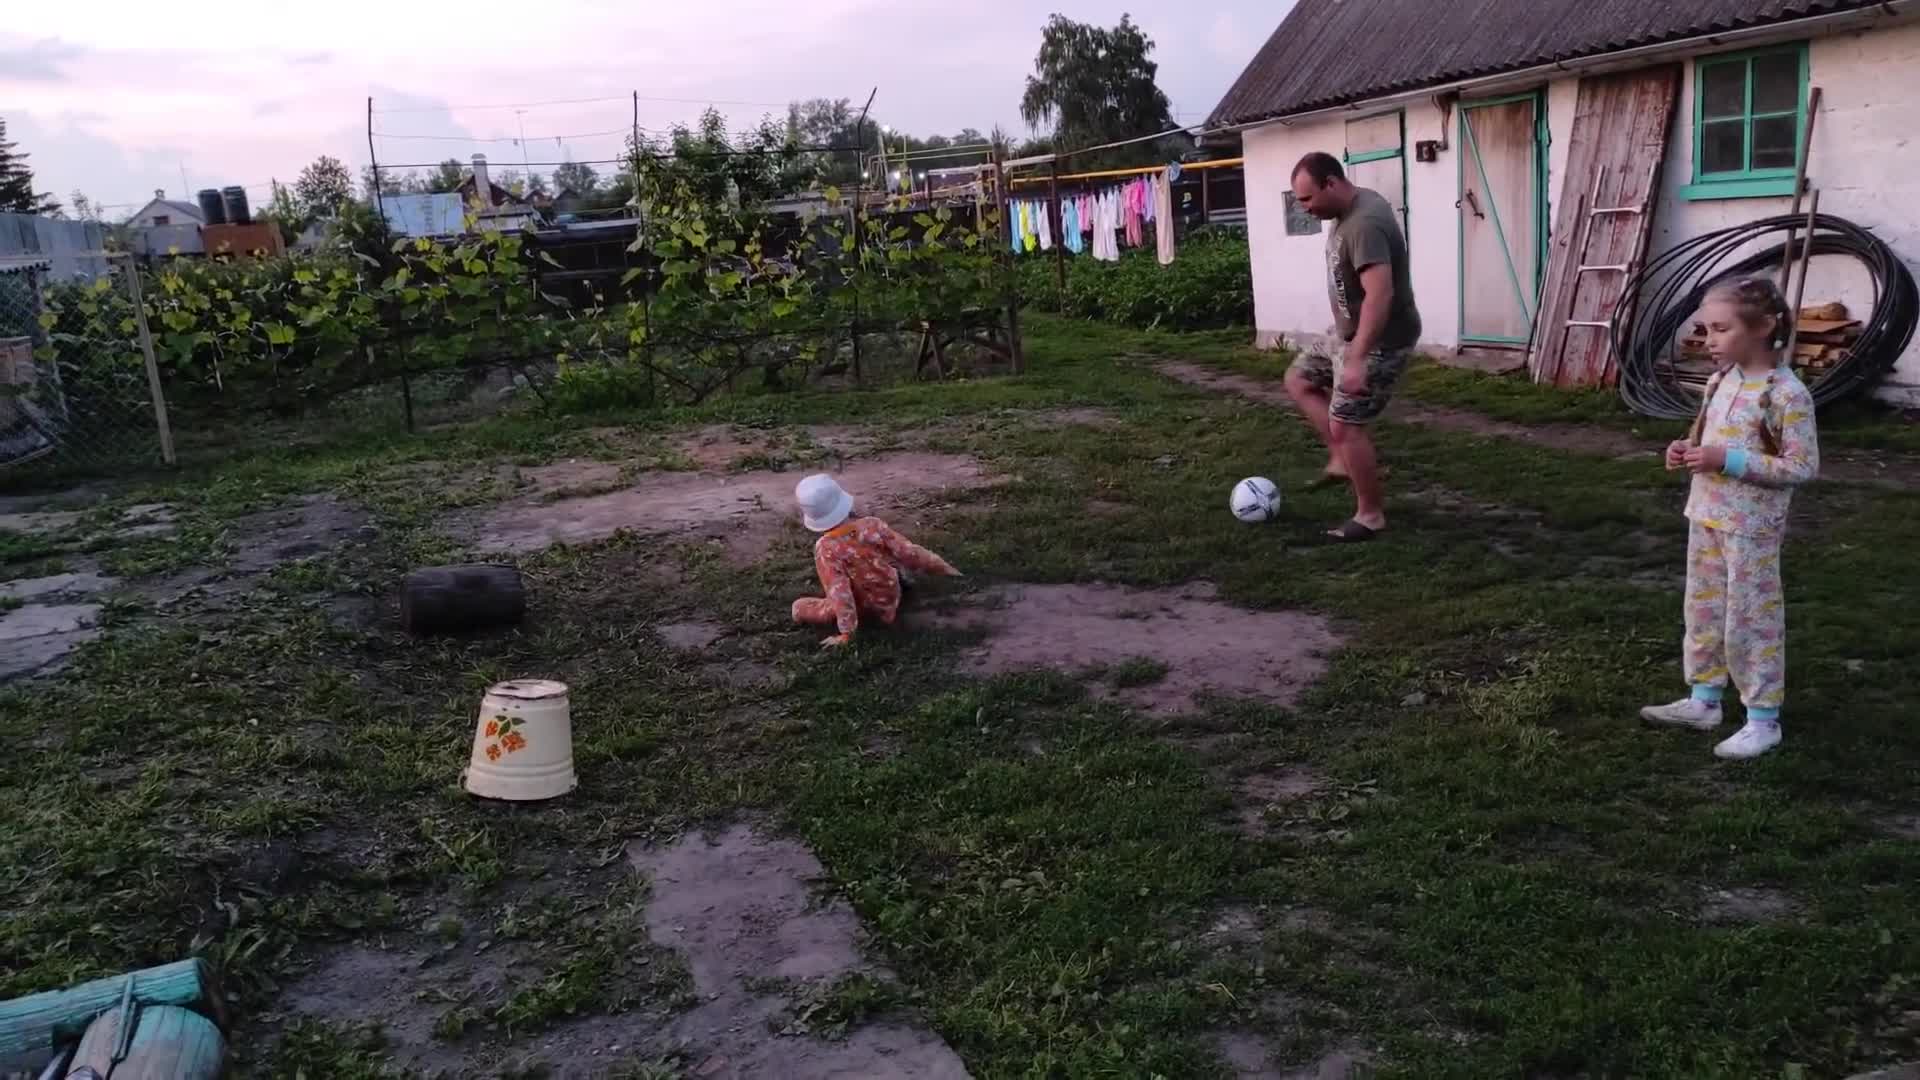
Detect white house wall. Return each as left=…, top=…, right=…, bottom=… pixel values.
left=1652, top=21, right=1920, bottom=404
left=1243, top=18, right=1920, bottom=404
left=1244, top=89, right=1557, bottom=353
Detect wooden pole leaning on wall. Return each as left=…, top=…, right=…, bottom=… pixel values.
left=1782, top=189, right=1821, bottom=360
left=1779, top=86, right=1823, bottom=286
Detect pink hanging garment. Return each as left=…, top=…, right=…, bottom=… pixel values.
left=1124, top=179, right=1145, bottom=249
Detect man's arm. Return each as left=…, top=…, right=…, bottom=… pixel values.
left=1341, top=262, right=1395, bottom=392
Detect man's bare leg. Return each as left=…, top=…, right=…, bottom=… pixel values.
left=1284, top=367, right=1346, bottom=480
left=1328, top=420, right=1386, bottom=531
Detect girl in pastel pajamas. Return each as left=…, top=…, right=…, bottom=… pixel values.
left=1642, top=278, right=1819, bottom=759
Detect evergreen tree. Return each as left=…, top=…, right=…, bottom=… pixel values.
left=0, top=118, right=60, bottom=216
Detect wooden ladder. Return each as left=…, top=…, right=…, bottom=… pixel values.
left=1552, top=161, right=1657, bottom=364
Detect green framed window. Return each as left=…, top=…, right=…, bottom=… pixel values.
left=1684, top=42, right=1809, bottom=201
left=1343, top=111, right=1409, bottom=246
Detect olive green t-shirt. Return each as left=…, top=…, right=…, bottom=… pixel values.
left=1326, top=188, right=1421, bottom=350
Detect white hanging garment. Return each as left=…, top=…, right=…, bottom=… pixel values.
left=1155, top=171, right=1176, bottom=266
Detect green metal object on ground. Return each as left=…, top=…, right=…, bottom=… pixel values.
left=0, top=960, right=223, bottom=1063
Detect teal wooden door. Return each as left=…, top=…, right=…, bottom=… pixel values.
left=1459, top=94, right=1546, bottom=345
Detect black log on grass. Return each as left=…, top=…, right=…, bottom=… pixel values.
left=401, top=564, right=526, bottom=635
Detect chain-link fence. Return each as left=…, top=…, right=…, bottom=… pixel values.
left=0, top=254, right=174, bottom=475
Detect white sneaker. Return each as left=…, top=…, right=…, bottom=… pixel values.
left=1640, top=697, right=1724, bottom=731
left=1714, top=721, right=1782, bottom=760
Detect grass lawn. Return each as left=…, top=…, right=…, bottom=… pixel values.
left=2, top=313, right=1917, bottom=1079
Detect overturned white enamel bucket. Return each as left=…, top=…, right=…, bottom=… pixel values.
left=464, top=679, right=577, bottom=801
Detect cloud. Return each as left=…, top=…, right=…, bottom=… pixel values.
left=12, top=0, right=1291, bottom=207
left=0, top=38, right=87, bottom=82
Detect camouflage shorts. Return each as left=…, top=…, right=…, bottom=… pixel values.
left=1289, top=342, right=1412, bottom=425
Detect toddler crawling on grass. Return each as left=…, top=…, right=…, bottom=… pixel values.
left=789, top=474, right=961, bottom=648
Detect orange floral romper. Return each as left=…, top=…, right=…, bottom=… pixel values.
left=791, top=518, right=958, bottom=644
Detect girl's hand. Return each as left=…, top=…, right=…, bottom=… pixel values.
left=821, top=634, right=851, bottom=650
left=1665, top=440, right=1688, bottom=471
left=1684, top=445, right=1728, bottom=474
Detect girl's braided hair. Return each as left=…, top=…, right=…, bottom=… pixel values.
left=1688, top=277, right=1791, bottom=454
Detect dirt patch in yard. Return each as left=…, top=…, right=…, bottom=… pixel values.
left=1212, top=1033, right=1374, bottom=1080
left=926, top=582, right=1340, bottom=715
left=0, top=602, right=102, bottom=680
left=141, top=494, right=372, bottom=611
left=657, top=619, right=730, bottom=652
left=227, top=495, right=370, bottom=575
left=1235, top=768, right=1328, bottom=838
left=629, top=823, right=969, bottom=1079
left=472, top=452, right=998, bottom=564
left=1700, top=886, right=1799, bottom=924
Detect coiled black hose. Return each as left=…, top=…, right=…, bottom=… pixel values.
left=1612, top=212, right=1919, bottom=419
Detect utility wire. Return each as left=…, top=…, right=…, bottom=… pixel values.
left=373, top=92, right=805, bottom=115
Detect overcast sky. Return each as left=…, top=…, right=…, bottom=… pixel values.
left=1, top=1, right=1289, bottom=215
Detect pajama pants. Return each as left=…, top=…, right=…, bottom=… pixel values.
left=1683, top=522, right=1787, bottom=712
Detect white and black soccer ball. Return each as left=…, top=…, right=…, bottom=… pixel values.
left=1230, top=476, right=1281, bottom=523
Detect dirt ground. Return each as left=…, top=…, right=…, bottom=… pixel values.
left=924, top=582, right=1340, bottom=716
left=2, top=404, right=1375, bottom=1077
left=472, top=452, right=997, bottom=565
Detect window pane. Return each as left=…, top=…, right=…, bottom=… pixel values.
left=1701, top=120, right=1746, bottom=174
left=1751, top=50, right=1802, bottom=114
left=1752, top=115, right=1798, bottom=170
left=1346, top=113, right=1401, bottom=157
left=1700, top=62, right=1747, bottom=120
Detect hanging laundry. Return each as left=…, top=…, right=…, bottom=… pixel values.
left=1009, top=202, right=1022, bottom=255
left=1092, top=187, right=1119, bottom=262
left=1037, top=199, right=1053, bottom=251
left=1155, top=170, right=1177, bottom=266
left=1124, top=179, right=1146, bottom=249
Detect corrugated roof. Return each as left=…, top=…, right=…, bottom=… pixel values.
left=1210, top=0, right=1887, bottom=126
left=0, top=255, right=51, bottom=276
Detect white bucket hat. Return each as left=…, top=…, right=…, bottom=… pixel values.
left=795, top=474, right=855, bottom=532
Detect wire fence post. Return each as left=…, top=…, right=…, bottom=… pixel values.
left=1049, top=162, right=1066, bottom=298
left=119, top=256, right=175, bottom=465
left=367, top=96, right=386, bottom=233
left=850, top=89, right=877, bottom=387
left=992, top=147, right=1024, bottom=375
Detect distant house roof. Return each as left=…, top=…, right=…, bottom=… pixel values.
left=455, top=175, right=528, bottom=208
left=131, top=197, right=206, bottom=225
left=1209, top=0, right=1887, bottom=127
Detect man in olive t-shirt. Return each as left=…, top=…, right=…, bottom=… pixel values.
left=1283, top=152, right=1422, bottom=543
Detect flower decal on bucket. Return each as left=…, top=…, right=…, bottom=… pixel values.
left=484, top=713, right=528, bottom=761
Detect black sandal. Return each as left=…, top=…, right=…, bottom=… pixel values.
left=1327, top=519, right=1380, bottom=543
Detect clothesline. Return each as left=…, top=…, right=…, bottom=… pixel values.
left=1006, top=171, right=1176, bottom=267
left=1007, top=157, right=1244, bottom=188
